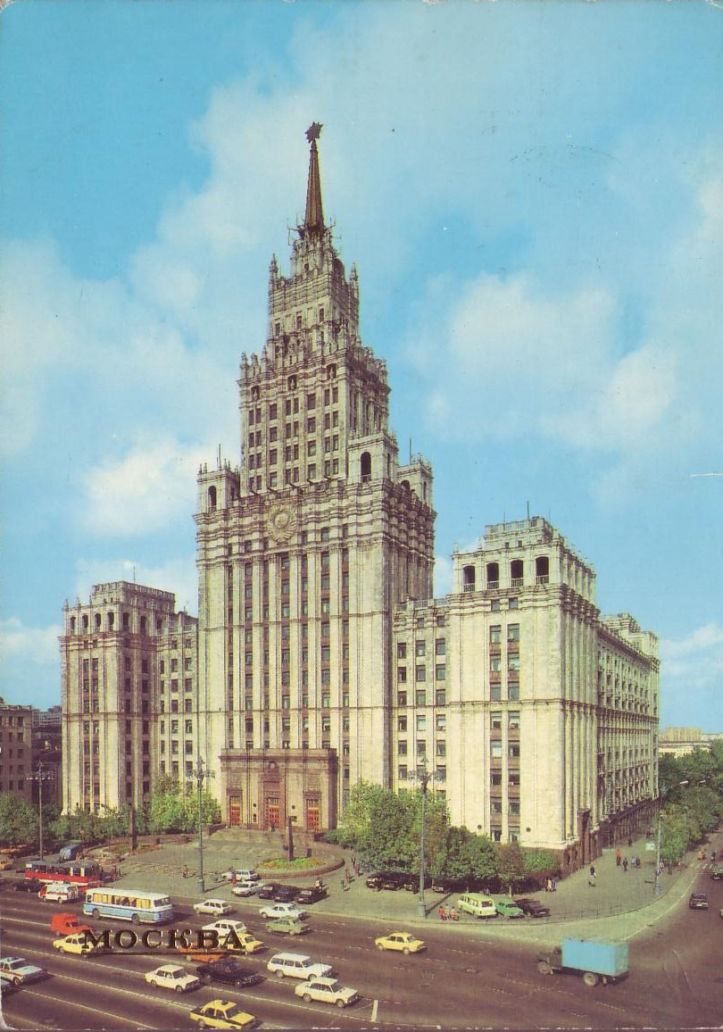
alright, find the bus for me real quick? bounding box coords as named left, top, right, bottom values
left=24, top=860, right=103, bottom=888
left=83, top=888, right=174, bottom=924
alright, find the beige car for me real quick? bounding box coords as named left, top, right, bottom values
left=52, top=933, right=107, bottom=957
left=294, top=976, right=359, bottom=1008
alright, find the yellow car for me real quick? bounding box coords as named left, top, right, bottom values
left=374, top=931, right=426, bottom=954
left=52, top=933, right=107, bottom=957
left=189, top=999, right=257, bottom=1029
left=221, top=932, right=265, bottom=955
left=0, top=858, right=14, bottom=871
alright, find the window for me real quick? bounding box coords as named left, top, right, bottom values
left=398, top=666, right=407, bottom=683
left=397, top=716, right=407, bottom=732
left=491, top=599, right=501, bottom=612
left=435, top=638, right=446, bottom=655
left=507, top=624, right=520, bottom=642
left=508, top=655, right=521, bottom=671
left=490, top=625, right=502, bottom=644
left=435, top=689, right=446, bottom=706
left=435, top=665, right=446, bottom=681
left=415, top=689, right=427, bottom=707
left=509, top=743, right=520, bottom=759
left=397, top=642, right=407, bottom=659
left=491, top=742, right=503, bottom=759
left=416, top=740, right=426, bottom=756
left=508, top=711, right=520, bottom=730
left=463, top=565, right=476, bottom=591
left=307, top=417, right=316, bottom=433
left=416, top=714, right=427, bottom=732
left=490, top=684, right=501, bottom=701
left=436, top=740, right=446, bottom=758
left=398, top=765, right=408, bottom=781
left=398, top=740, right=408, bottom=756
left=415, top=640, right=426, bottom=657
left=435, top=713, right=446, bottom=731
left=490, top=657, right=502, bottom=672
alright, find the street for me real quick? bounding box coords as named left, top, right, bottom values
left=1, top=868, right=721, bottom=1030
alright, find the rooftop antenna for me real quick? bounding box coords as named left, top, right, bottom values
left=526, top=500, right=530, bottom=520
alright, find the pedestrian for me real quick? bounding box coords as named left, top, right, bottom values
left=627, top=836, right=633, bottom=848
left=710, top=850, right=716, bottom=863
left=182, top=864, right=189, bottom=879
left=588, top=871, right=596, bottom=888
left=544, top=876, right=552, bottom=893
left=552, top=877, right=557, bottom=892
left=622, top=857, right=628, bottom=872
left=615, top=848, right=621, bottom=867
left=438, top=905, right=447, bottom=921
left=449, top=907, right=458, bottom=921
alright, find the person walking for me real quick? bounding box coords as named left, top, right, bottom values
left=615, top=848, right=622, bottom=867
left=588, top=871, right=597, bottom=888
left=622, top=857, right=628, bottom=873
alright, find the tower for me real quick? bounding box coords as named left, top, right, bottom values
left=195, top=125, right=435, bottom=831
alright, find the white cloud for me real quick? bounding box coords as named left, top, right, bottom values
left=81, top=438, right=210, bottom=537
left=0, top=618, right=61, bottom=667
left=659, top=623, right=723, bottom=729
left=74, top=556, right=197, bottom=615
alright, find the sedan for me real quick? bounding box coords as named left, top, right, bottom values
left=689, top=892, right=709, bottom=910
left=201, top=919, right=248, bottom=940
left=297, top=885, right=327, bottom=904
left=9, top=880, right=40, bottom=894
left=256, top=882, right=279, bottom=900
left=374, top=931, right=426, bottom=954
left=259, top=902, right=306, bottom=921
left=145, top=964, right=201, bottom=993
left=273, top=885, right=301, bottom=903
left=494, top=899, right=525, bottom=919
left=231, top=880, right=259, bottom=898
left=195, top=957, right=265, bottom=988
left=514, top=898, right=551, bottom=918
left=193, top=899, right=234, bottom=917
left=52, top=933, right=108, bottom=957
left=189, top=999, right=258, bottom=1029
left=0, top=957, right=47, bottom=985
left=294, top=976, right=359, bottom=1008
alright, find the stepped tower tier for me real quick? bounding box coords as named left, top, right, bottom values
left=195, top=126, right=436, bottom=830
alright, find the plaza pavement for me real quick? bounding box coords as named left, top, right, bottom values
left=105, top=827, right=721, bottom=946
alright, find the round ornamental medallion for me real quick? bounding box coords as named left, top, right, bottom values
left=270, top=503, right=296, bottom=540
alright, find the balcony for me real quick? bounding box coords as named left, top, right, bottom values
left=535, top=575, right=549, bottom=585
left=511, top=577, right=524, bottom=588
left=487, top=579, right=499, bottom=589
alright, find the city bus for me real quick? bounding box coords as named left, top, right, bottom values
left=24, top=860, right=103, bottom=888
left=83, top=888, right=174, bottom=924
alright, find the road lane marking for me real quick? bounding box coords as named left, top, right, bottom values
left=6, top=988, right=159, bottom=1029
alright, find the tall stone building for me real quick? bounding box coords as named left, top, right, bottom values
left=60, top=582, right=197, bottom=813
left=0, top=698, right=34, bottom=803
left=196, top=124, right=434, bottom=832
left=59, top=127, right=660, bottom=867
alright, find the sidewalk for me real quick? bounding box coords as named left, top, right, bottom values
left=104, top=827, right=720, bottom=945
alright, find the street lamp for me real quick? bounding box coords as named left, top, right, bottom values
left=193, top=757, right=215, bottom=896
left=26, top=760, right=55, bottom=860
left=410, top=757, right=442, bottom=919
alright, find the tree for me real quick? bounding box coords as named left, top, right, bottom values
left=495, top=842, right=526, bottom=894
left=0, top=793, right=37, bottom=847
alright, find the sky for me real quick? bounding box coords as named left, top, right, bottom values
left=1, top=0, right=722, bottom=730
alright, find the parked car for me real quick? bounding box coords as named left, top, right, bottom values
left=193, top=899, right=234, bottom=917
left=231, top=880, right=259, bottom=898
left=195, top=957, right=265, bottom=988
left=266, top=952, right=333, bottom=980
left=374, top=931, right=426, bottom=954
left=222, top=868, right=259, bottom=883
left=294, top=976, right=359, bottom=1008
left=0, top=957, right=47, bottom=985
left=689, top=892, right=709, bottom=910
left=431, top=878, right=470, bottom=894
left=52, top=932, right=108, bottom=957
left=273, top=884, right=301, bottom=903
left=514, top=898, right=551, bottom=918
left=296, top=885, right=327, bottom=905
left=145, top=964, right=201, bottom=993
left=365, top=871, right=407, bottom=891
left=256, top=882, right=280, bottom=900
left=50, top=913, right=93, bottom=937
left=259, top=902, right=306, bottom=921
left=710, top=863, right=723, bottom=880
left=494, top=899, right=525, bottom=919
left=189, top=999, right=258, bottom=1029
left=456, top=893, right=498, bottom=918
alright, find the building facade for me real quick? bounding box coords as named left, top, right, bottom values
left=0, top=698, right=34, bottom=804
left=60, top=582, right=197, bottom=813
left=59, top=128, right=660, bottom=866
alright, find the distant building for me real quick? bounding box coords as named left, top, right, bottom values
left=31, top=705, right=62, bottom=808
left=659, top=726, right=720, bottom=758
left=0, top=697, right=34, bottom=804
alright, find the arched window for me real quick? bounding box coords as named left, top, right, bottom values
left=511, top=559, right=524, bottom=586
left=536, top=556, right=549, bottom=584
left=208, top=486, right=217, bottom=511
left=360, top=452, right=372, bottom=481
left=401, top=479, right=410, bottom=491
left=140, top=616, right=147, bottom=635
left=94, top=613, right=101, bottom=630
left=463, top=565, right=476, bottom=592
left=70, top=616, right=76, bottom=633
left=82, top=614, right=89, bottom=631
left=486, top=562, right=499, bottom=588
left=107, top=612, right=114, bottom=631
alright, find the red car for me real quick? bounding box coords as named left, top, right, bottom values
left=49, top=913, right=92, bottom=937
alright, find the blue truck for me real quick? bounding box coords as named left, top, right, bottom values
left=537, top=938, right=629, bottom=987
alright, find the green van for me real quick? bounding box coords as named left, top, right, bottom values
left=456, top=893, right=497, bottom=918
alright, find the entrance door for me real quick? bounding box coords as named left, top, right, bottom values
left=305, top=798, right=321, bottom=833
left=265, top=797, right=280, bottom=831
left=229, top=795, right=241, bottom=827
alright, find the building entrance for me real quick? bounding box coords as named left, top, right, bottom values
left=229, top=795, right=241, bottom=827
left=265, top=797, right=280, bottom=831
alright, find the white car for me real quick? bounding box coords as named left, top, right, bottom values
left=259, top=902, right=306, bottom=921
left=294, top=976, right=359, bottom=1008
left=222, top=868, right=259, bottom=882
left=193, top=898, right=234, bottom=916
left=232, top=880, right=259, bottom=897
left=145, top=964, right=200, bottom=993
left=0, top=957, right=46, bottom=985
left=266, top=952, right=333, bottom=980
left=201, top=918, right=248, bottom=940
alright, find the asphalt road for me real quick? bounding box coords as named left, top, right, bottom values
left=1, top=871, right=721, bottom=1031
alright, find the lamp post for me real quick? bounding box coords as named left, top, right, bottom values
left=193, top=757, right=215, bottom=896
left=410, top=758, right=441, bottom=919
left=26, top=760, right=55, bottom=860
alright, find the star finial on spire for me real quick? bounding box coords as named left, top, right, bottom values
left=306, top=122, right=323, bottom=143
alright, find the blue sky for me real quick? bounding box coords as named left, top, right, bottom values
left=1, top=0, right=722, bottom=730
